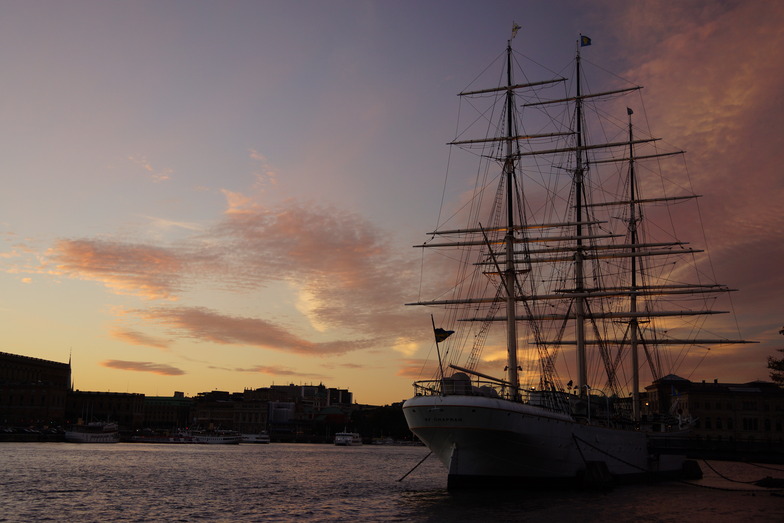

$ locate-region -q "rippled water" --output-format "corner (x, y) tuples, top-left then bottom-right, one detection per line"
(1, 443), (782, 522)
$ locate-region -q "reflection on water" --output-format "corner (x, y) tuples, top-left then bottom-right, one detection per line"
(1, 443), (782, 522)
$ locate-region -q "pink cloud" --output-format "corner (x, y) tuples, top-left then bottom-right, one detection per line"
(323, 362), (366, 370)
(239, 365), (325, 379)
(102, 360), (185, 376)
(397, 358), (438, 378)
(215, 202), (422, 335)
(41, 201), (424, 348)
(216, 201), (402, 285)
(135, 305), (377, 356)
(110, 328), (171, 350)
(47, 239), (185, 300)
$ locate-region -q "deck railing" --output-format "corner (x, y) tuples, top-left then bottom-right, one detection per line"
(412, 378), (622, 419)
(412, 378), (523, 400)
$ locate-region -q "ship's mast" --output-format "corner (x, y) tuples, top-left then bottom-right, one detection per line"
(574, 43), (588, 395)
(627, 108), (641, 421)
(503, 40), (520, 395)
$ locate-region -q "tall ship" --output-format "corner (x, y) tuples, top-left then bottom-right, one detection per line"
(402, 32), (752, 489)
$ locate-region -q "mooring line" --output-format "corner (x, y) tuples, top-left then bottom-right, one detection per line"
(398, 451), (432, 482)
(701, 459), (758, 484)
(572, 433), (647, 472)
(748, 461), (784, 472)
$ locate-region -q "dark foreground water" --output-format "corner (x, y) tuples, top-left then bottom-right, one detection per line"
(1, 442), (782, 522)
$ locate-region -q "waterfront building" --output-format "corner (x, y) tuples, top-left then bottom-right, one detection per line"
(328, 387), (353, 406)
(235, 387), (291, 434)
(646, 375), (784, 452)
(0, 351), (70, 426)
(186, 385), (359, 440)
(143, 391), (192, 429)
(66, 390), (145, 429)
(191, 390), (239, 429)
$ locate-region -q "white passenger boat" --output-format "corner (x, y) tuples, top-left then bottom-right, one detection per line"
(241, 431), (271, 444)
(334, 432), (362, 446)
(65, 422), (120, 443)
(186, 430), (242, 444)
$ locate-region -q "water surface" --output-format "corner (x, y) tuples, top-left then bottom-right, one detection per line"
(1, 443), (782, 521)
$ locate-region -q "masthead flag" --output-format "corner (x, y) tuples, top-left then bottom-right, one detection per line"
(580, 35), (592, 47)
(512, 22), (521, 39)
(434, 327), (454, 343)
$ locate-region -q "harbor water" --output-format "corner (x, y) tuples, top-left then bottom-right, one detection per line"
(1, 442), (782, 522)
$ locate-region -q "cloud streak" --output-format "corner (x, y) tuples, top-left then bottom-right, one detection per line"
(47, 239), (186, 300)
(397, 358), (437, 378)
(239, 365), (325, 379)
(102, 360), (185, 376)
(127, 155), (172, 183)
(135, 305), (378, 356)
(110, 328), (171, 350)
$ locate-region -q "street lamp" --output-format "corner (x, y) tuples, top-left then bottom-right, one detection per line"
(584, 385), (610, 426)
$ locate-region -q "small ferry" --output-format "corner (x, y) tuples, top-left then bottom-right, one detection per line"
(189, 430), (242, 444)
(65, 421), (120, 443)
(130, 431), (197, 444)
(241, 431), (271, 444)
(334, 432), (362, 446)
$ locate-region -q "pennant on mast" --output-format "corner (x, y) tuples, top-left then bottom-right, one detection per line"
(434, 327), (455, 343)
(512, 22), (521, 39)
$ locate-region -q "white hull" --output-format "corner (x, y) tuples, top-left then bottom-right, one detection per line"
(334, 432), (362, 446)
(65, 425), (120, 444)
(403, 395), (687, 487)
(241, 433), (270, 444)
(131, 434), (197, 444)
(190, 433), (242, 444)
(65, 432), (120, 443)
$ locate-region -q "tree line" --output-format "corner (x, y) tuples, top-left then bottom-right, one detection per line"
(768, 327), (784, 385)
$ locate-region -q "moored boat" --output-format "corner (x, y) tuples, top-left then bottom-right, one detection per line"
(334, 432), (362, 446)
(65, 421), (120, 443)
(188, 430), (242, 444)
(241, 431), (271, 444)
(130, 431), (197, 444)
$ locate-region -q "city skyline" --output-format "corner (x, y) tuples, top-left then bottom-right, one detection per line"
(1, 1), (782, 405)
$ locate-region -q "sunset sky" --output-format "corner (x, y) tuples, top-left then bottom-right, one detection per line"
(1, 1), (782, 406)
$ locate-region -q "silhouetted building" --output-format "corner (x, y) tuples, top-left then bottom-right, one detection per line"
(1, 351), (367, 438)
(143, 391), (192, 429)
(0, 351), (71, 425)
(234, 387), (289, 434)
(191, 390), (239, 429)
(66, 390), (144, 429)
(646, 375), (784, 446)
(328, 387), (353, 405)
